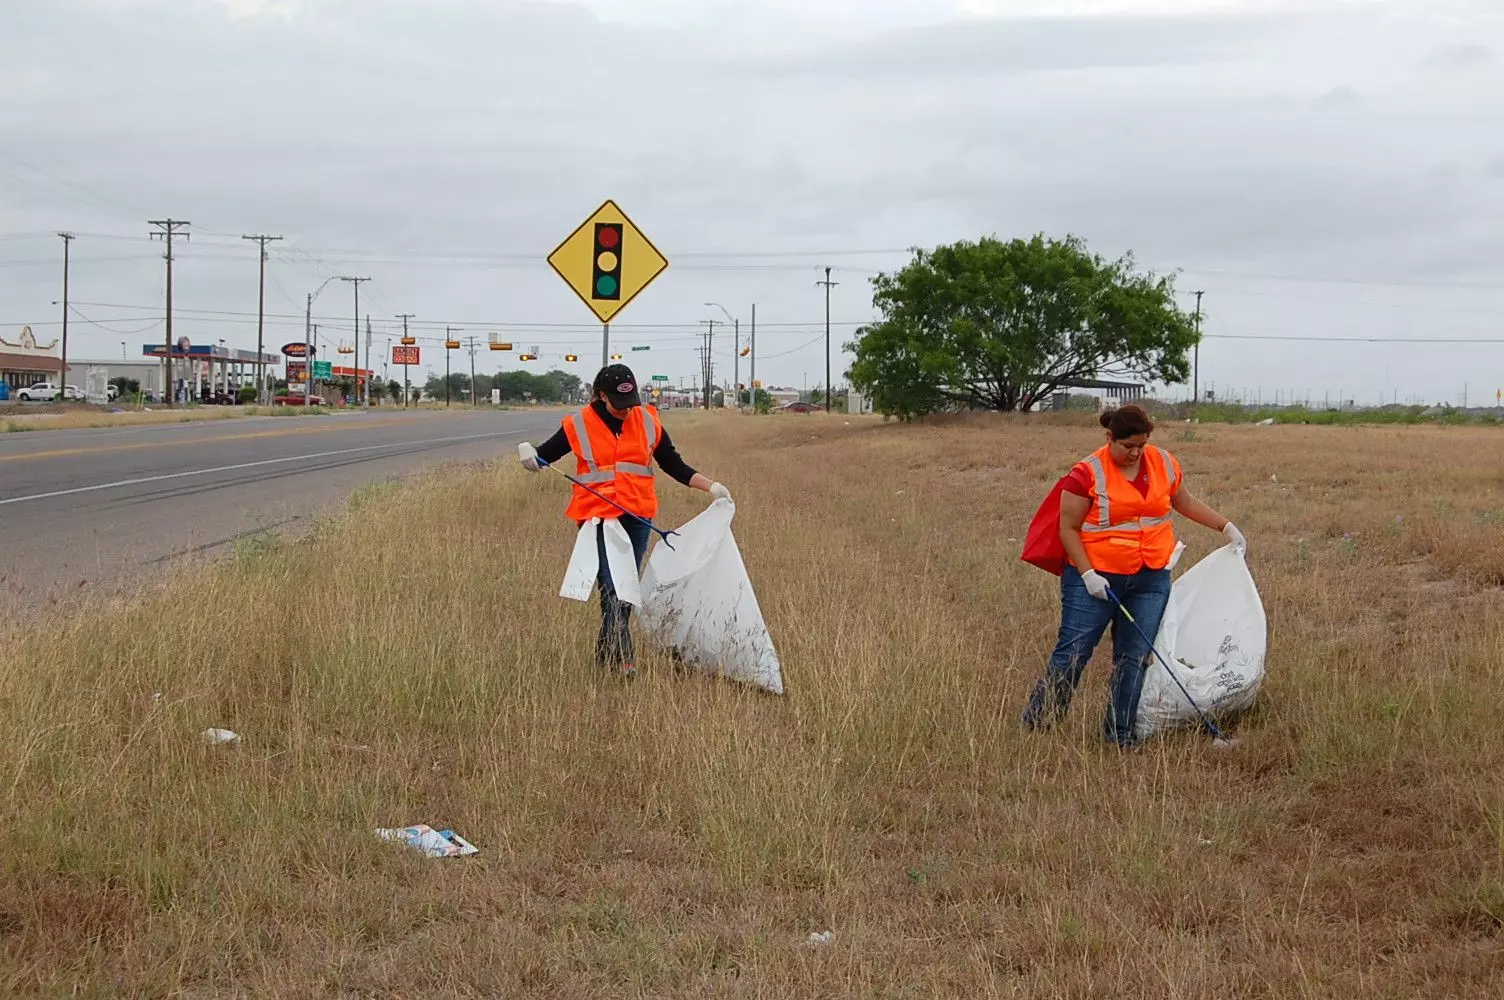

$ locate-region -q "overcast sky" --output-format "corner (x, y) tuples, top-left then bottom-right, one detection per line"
(2, 0), (1502, 404)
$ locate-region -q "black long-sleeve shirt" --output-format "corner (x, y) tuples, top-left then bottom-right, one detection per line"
(537, 400), (698, 486)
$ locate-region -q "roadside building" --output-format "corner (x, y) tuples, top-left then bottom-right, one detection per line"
(0, 326), (64, 392)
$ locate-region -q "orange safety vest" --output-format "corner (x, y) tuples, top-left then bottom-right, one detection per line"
(1074, 443), (1181, 575)
(560, 404), (663, 523)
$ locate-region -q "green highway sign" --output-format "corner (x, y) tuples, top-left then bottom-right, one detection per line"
(651, 375), (669, 382)
(311, 360), (333, 379)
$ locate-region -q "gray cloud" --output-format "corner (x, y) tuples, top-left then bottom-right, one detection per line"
(747, 11), (1293, 80)
(1423, 42), (1494, 71)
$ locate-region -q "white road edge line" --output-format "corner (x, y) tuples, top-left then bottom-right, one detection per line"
(0, 431), (519, 507)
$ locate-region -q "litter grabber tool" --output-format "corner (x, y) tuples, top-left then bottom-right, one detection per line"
(1106, 586), (1239, 750)
(539, 460), (680, 550)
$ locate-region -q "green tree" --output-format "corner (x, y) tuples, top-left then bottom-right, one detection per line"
(846, 234), (1197, 420)
(386, 379), (402, 403)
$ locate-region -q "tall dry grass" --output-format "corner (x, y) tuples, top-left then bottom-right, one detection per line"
(2, 414), (1503, 997)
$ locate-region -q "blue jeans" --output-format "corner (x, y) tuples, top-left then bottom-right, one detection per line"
(596, 516), (654, 667)
(1022, 565), (1172, 745)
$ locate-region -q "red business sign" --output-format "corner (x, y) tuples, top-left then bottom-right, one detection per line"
(281, 342), (310, 358)
(392, 345), (421, 365)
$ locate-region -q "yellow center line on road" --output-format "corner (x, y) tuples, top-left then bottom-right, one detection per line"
(0, 414), (475, 465)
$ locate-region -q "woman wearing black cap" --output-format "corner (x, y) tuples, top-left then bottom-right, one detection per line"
(518, 364), (731, 678)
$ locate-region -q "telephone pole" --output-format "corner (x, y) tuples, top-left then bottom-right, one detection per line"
(749, 303), (757, 413)
(339, 276), (369, 406)
(699, 319), (716, 410)
(242, 234), (282, 404)
(444, 327), (456, 407)
(366, 315), (374, 402)
(1192, 290), (1204, 405)
(817, 266), (839, 412)
(58, 233), (74, 397)
(396, 313), (415, 408)
(149, 219), (191, 407)
(468, 336), (478, 405)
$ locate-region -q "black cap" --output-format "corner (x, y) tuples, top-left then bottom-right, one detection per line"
(594, 363), (641, 409)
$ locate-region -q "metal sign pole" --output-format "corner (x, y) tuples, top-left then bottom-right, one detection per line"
(602, 323), (609, 367)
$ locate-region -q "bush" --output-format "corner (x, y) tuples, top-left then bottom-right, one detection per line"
(237, 387), (258, 405)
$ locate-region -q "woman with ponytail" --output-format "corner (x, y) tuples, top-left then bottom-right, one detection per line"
(1021, 404), (1245, 746)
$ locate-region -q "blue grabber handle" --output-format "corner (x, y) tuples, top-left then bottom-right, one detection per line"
(1106, 585), (1230, 743)
(539, 460), (679, 550)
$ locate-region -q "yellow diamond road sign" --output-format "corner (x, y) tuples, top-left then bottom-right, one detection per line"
(547, 200), (668, 324)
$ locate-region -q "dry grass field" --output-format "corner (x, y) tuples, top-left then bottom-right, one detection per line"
(1, 412), (1502, 997)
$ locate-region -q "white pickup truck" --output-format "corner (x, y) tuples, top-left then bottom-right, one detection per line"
(15, 382), (82, 402)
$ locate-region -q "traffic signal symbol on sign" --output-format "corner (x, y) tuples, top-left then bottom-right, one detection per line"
(592, 223), (622, 301)
(547, 200), (668, 324)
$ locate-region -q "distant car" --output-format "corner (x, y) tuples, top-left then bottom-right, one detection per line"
(16, 382), (82, 402)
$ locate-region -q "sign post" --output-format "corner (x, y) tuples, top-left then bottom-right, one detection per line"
(547, 200), (668, 369)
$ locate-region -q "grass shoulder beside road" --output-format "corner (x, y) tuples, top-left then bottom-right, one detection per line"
(0, 403), (343, 433)
(1, 413), (1502, 996)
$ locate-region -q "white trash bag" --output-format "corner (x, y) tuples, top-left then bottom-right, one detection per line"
(559, 516), (643, 608)
(1134, 543), (1266, 741)
(638, 499), (784, 694)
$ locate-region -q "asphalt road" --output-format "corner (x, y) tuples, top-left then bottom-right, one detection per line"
(0, 409), (560, 618)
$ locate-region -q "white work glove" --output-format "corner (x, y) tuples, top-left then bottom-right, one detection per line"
(1222, 522), (1247, 552)
(1081, 569), (1111, 601)
(709, 482), (732, 502)
(517, 442), (541, 472)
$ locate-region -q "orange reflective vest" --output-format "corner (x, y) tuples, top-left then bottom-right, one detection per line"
(1074, 444), (1182, 575)
(560, 404), (663, 523)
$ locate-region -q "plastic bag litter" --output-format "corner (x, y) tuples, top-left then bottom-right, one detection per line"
(201, 728), (239, 744)
(375, 824), (479, 858)
(559, 516), (643, 607)
(1134, 543), (1267, 741)
(638, 499), (784, 694)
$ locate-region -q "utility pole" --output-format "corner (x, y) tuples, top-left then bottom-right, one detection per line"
(366, 315), (374, 403)
(732, 317), (740, 412)
(242, 234), (282, 404)
(149, 219), (190, 407)
(396, 313), (415, 408)
(445, 327), (456, 407)
(1192, 290), (1204, 406)
(339, 276), (369, 406)
(467, 336), (478, 405)
(817, 266), (839, 412)
(58, 233), (74, 397)
(699, 319), (716, 410)
(749, 303), (757, 414)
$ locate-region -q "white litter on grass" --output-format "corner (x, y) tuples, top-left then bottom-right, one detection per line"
(806, 930), (834, 948)
(201, 728), (239, 744)
(1257, 418), (1275, 426)
(375, 824), (479, 858)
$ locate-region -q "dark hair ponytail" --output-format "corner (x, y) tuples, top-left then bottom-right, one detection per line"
(1100, 403), (1154, 440)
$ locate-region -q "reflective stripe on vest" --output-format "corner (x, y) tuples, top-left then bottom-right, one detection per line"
(1083, 454), (1112, 528)
(642, 407), (658, 453)
(572, 410), (597, 475)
